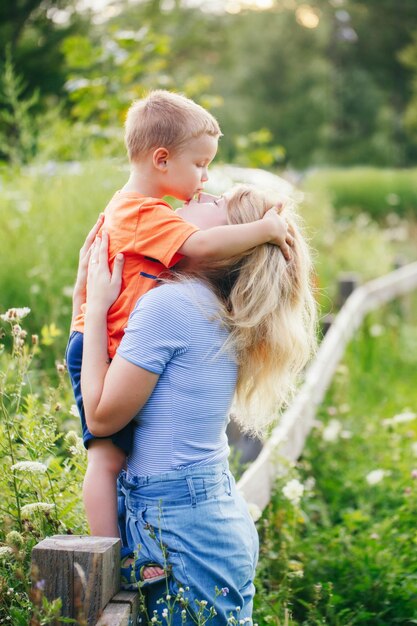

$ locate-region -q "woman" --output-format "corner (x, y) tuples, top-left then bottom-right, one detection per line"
(78, 185), (317, 624)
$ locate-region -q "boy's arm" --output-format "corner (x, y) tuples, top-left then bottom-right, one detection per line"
(178, 208), (293, 261)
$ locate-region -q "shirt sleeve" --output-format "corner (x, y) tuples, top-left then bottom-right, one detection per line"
(116, 284), (190, 374)
(135, 200), (199, 268)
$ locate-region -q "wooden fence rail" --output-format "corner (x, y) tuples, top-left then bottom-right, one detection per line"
(31, 261), (417, 625)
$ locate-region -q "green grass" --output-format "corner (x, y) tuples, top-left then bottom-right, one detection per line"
(254, 299), (417, 625)
(304, 167), (417, 220)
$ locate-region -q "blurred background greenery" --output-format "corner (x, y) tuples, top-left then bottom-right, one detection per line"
(1, 0), (417, 364)
(2, 0), (417, 167)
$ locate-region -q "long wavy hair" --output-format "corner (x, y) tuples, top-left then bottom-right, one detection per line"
(181, 184), (318, 436)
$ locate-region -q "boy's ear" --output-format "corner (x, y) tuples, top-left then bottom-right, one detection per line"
(153, 147), (169, 171)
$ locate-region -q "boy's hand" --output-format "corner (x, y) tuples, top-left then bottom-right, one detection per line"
(262, 206), (294, 260)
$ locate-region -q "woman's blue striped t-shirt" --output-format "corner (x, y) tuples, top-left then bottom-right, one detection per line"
(117, 280), (237, 477)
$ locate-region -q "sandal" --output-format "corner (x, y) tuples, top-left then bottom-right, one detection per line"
(120, 553), (166, 591)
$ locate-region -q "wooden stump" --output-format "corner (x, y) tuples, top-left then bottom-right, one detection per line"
(31, 535), (120, 625)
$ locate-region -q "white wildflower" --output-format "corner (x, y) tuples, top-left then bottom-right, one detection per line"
(69, 404), (80, 418)
(151, 618), (158, 623)
(162, 608), (168, 618)
(0, 307), (31, 322)
(247, 502), (262, 522)
(369, 324), (384, 337)
(304, 476), (316, 491)
(200, 600), (207, 607)
(21, 502), (55, 517)
(291, 569), (304, 578)
(392, 411), (416, 424)
(0, 546), (14, 558)
(341, 430), (352, 439)
(322, 419), (342, 442)
(282, 478), (304, 505)
(11, 461), (48, 474)
(366, 469), (386, 486)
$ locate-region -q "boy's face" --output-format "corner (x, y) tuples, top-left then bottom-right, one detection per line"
(176, 192), (228, 230)
(164, 135), (218, 202)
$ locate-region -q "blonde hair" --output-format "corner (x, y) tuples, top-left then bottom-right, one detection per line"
(184, 185), (318, 436)
(125, 90), (222, 162)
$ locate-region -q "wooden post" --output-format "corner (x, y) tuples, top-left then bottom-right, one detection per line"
(337, 273), (359, 308)
(31, 535), (120, 625)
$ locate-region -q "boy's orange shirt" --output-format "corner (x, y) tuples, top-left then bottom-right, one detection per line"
(72, 191), (199, 358)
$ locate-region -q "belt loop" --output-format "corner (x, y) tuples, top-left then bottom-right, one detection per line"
(223, 470), (232, 496)
(186, 476), (197, 508)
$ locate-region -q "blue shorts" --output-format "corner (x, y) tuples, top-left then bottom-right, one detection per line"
(65, 331), (134, 454)
(118, 462), (259, 624)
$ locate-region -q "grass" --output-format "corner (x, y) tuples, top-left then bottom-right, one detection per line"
(254, 297), (417, 625)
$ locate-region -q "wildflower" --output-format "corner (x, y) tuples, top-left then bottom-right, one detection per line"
(370, 533), (379, 540)
(55, 361), (66, 373)
(322, 419), (342, 442)
(327, 406), (337, 416)
(166, 594), (171, 600)
(162, 608), (168, 618)
(21, 502), (55, 517)
(369, 324), (384, 337)
(341, 430), (352, 439)
(0, 546), (13, 558)
(383, 411), (416, 427)
(221, 587), (229, 596)
(304, 476), (316, 492)
(282, 478), (304, 505)
(31, 334), (39, 346)
(178, 587), (185, 594)
(69, 405), (80, 418)
(5, 531), (24, 549)
(0, 307), (31, 322)
(35, 579), (46, 591)
(404, 486), (412, 495)
(366, 469), (386, 485)
(247, 502), (262, 522)
(11, 461), (48, 474)
(239, 620), (245, 625)
(411, 469), (417, 479)
(151, 617), (158, 623)
(200, 600), (207, 607)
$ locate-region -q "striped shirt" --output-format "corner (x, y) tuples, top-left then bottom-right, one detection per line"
(117, 280), (238, 477)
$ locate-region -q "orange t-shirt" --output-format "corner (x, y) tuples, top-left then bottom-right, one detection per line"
(72, 192), (199, 358)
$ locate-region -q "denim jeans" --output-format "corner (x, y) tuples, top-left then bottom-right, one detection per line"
(118, 461), (259, 625)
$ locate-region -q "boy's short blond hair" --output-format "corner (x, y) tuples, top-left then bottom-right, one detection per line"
(125, 90), (222, 162)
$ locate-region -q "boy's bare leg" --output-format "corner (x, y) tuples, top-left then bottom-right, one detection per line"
(84, 439), (126, 537)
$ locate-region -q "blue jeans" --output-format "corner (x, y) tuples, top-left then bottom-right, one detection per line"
(65, 331), (133, 453)
(118, 461), (259, 625)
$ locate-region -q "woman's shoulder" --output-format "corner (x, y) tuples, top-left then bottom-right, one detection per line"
(139, 280), (217, 310)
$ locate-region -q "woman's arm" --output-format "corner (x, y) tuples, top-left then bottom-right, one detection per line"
(81, 231), (159, 437)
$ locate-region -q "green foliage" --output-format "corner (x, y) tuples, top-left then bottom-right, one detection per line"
(304, 167), (417, 219)
(0, 311), (87, 623)
(254, 302), (417, 624)
(0, 48), (39, 165)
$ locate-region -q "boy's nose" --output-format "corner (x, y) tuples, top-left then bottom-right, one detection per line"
(201, 167), (209, 182)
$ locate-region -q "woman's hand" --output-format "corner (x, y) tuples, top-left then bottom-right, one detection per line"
(86, 230), (124, 314)
(72, 213), (105, 323)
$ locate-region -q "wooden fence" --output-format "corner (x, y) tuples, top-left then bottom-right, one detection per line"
(31, 261), (417, 625)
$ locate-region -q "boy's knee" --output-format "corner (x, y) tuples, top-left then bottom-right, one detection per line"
(88, 439), (126, 475)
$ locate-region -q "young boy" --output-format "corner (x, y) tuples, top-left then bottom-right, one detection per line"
(67, 90), (292, 544)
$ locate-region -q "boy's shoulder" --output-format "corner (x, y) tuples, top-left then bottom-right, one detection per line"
(105, 191), (173, 216)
